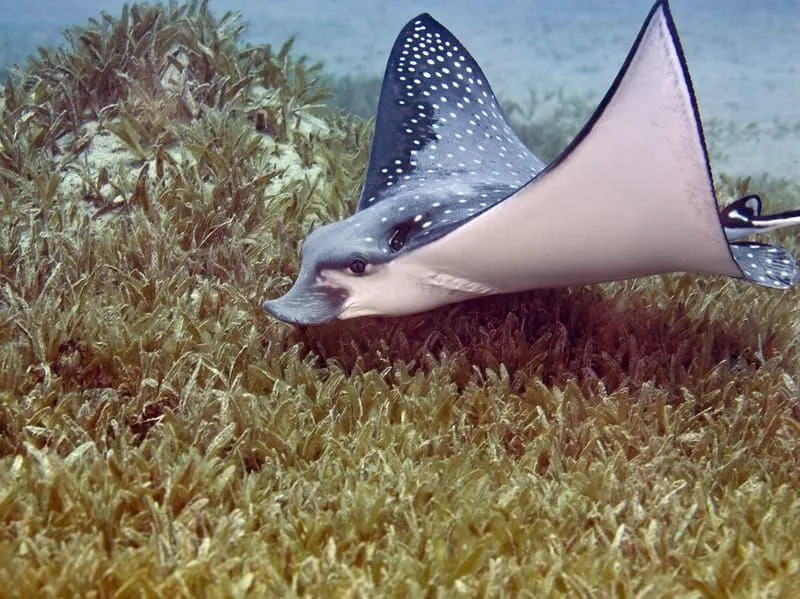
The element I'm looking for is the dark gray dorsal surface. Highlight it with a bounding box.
[730,242,798,289]
[357,13,545,213]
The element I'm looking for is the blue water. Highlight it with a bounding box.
[4,1,797,90]
[1,0,798,177]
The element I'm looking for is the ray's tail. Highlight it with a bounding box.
[720,195,800,289]
[721,195,800,241]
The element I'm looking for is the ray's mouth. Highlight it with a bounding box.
[261,281,348,326]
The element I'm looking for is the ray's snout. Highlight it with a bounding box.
[261,276,348,326]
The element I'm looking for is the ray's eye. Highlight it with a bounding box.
[389,226,409,252]
[349,258,367,274]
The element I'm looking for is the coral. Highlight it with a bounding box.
[0,2,798,596]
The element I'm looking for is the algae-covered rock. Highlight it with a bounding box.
[0,2,799,596]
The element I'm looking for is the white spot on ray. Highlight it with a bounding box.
[359,14,546,217]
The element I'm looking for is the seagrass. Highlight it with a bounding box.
[0,2,798,596]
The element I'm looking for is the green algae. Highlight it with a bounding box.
[0,2,799,597]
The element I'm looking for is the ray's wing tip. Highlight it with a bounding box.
[653,0,671,13]
[731,243,799,290]
[650,0,677,33]
[414,12,438,23]
[402,13,440,31]
[782,253,799,288]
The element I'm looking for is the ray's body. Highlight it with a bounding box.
[263,0,799,326]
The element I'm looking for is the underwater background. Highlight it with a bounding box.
[0,0,799,595]
[3,0,799,176]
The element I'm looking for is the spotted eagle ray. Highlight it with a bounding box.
[263,0,800,326]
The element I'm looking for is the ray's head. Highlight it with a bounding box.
[262,10,542,326]
[262,198,449,325]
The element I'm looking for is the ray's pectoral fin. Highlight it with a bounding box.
[354,11,544,214]
[415,0,748,290]
[730,242,798,289]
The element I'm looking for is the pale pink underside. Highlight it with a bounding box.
[399,4,741,294]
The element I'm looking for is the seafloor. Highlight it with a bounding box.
[0,3,798,596]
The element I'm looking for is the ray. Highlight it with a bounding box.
[262,0,799,326]
[721,195,800,242]
[357,13,544,215]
